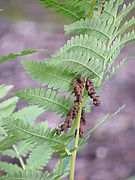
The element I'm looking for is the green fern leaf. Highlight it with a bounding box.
[22,60,74,92]
[12,106,44,123]
[116,1,135,27]
[1,149,16,158]
[0,162,22,174]
[101,0,121,21]
[39,0,84,21]
[2,142,34,158]
[0,97,19,119]
[0,85,13,99]
[54,34,106,61]
[69,0,92,14]
[113,16,135,40]
[26,143,52,170]
[0,136,17,151]
[64,17,112,41]
[1,117,68,151]
[0,170,57,180]
[0,50,38,64]
[105,57,135,83]
[108,30,135,62]
[15,88,73,117]
[119,30,135,46]
[50,51,102,79]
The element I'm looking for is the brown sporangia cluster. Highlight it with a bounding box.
[57,76,101,138]
[86,76,101,106]
[100,0,105,14]
[57,77,85,136]
[79,109,86,138]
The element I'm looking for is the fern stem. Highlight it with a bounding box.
[12,145,26,170]
[58,158,64,180]
[70,105,82,180]
[57,118,77,179]
[88,0,96,20]
[2,131,26,170]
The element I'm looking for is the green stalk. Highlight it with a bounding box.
[12,145,26,170]
[3,132,25,170]
[58,158,64,180]
[88,0,96,20]
[69,105,82,180]
[58,118,77,179]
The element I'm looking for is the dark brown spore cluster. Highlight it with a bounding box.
[86,76,101,106]
[100,0,105,14]
[57,76,101,138]
[79,109,86,138]
[57,77,85,136]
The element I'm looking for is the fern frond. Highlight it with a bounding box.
[0,170,57,180]
[119,30,135,46]
[0,50,38,64]
[0,136,17,151]
[1,149,16,158]
[50,51,102,79]
[101,0,121,21]
[26,143,52,170]
[105,57,135,83]
[64,17,112,41]
[113,16,135,40]
[0,84,13,99]
[1,117,68,151]
[0,162,22,174]
[15,88,73,117]
[22,60,75,92]
[116,1,135,27]
[39,0,84,21]
[2,142,34,158]
[69,0,94,14]
[54,34,106,61]
[0,97,19,119]
[12,106,44,123]
[108,31,135,62]
[38,121,49,132]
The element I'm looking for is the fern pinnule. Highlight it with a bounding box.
[39,0,84,21]
[0,136,17,151]
[1,117,68,151]
[0,50,38,65]
[0,85,13,99]
[108,30,135,63]
[101,0,120,21]
[53,34,106,61]
[104,58,128,82]
[26,143,52,170]
[1,142,34,159]
[113,16,135,41]
[64,17,112,41]
[0,162,22,174]
[0,97,19,119]
[22,60,75,92]
[0,170,57,180]
[15,88,73,117]
[116,1,135,27]
[50,51,102,79]
[12,105,44,123]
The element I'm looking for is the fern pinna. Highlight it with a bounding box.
[0,0,135,180]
